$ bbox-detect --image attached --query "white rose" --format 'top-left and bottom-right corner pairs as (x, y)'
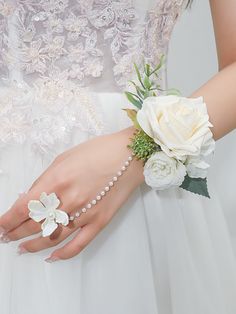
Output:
(144, 151), (186, 190)
(186, 157), (210, 179)
(137, 95), (215, 161)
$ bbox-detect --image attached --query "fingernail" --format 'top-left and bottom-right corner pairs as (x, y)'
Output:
(45, 256), (60, 263)
(0, 234), (10, 243)
(0, 226), (6, 236)
(17, 245), (28, 255)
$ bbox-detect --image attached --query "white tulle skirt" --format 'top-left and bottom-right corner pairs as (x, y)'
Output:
(0, 92), (236, 314)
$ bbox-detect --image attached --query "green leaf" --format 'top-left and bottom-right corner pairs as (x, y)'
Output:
(150, 55), (165, 75)
(143, 90), (150, 99)
(143, 76), (152, 89)
(136, 86), (145, 98)
(134, 63), (145, 89)
(180, 175), (210, 198)
(166, 88), (182, 96)
(125, 92), (142, 109)
(129, 81), (145, 98)
(145, 64), (151, 76)
(122, 109), (141, 129)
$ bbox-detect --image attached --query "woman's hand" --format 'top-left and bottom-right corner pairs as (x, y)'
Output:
(0, 127), (144, 262)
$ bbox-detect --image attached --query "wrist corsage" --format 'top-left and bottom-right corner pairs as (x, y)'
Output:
(124, 59), (215, 197)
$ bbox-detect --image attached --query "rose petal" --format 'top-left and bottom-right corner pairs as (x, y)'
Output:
(186, 158), (210, 179)
(55, 210), (69, 226)
(28, 200), (47, 222)
(41, 218), (58, 237)
(137, 95), (215, 161)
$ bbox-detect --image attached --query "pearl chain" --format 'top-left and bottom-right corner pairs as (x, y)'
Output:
(68, 155), (134, 222)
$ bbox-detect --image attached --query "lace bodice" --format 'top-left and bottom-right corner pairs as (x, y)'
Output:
(0, 0), (187, 156)
(0, 0), (187, 89)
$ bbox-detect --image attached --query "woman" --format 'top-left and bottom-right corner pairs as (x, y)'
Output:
(0, 0), (236, 313)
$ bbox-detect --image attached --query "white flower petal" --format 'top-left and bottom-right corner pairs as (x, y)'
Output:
(55, 210), (69, 226)
(186, 158), (210, 179)
(41, 218), (58, 237)
(137, 95), (215, 161)
(40, 192), (60, 209)
(28, 200), (47, 222)
(144, 152), (186, 190)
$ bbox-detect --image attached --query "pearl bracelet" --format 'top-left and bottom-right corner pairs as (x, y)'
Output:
(68, 154), (134, 222)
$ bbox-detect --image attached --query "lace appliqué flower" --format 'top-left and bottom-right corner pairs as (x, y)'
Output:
(0, 0), (186, 89)
(0, 77), (104, 154)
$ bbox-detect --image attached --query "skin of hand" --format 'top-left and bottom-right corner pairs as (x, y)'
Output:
(0, 127), (144, 262)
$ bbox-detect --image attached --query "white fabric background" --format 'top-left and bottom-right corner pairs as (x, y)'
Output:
(168, 1), (236, 252)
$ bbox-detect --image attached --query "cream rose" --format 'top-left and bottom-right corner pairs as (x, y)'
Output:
(137, 95), (215, 161)
(144, 151), (186, 190)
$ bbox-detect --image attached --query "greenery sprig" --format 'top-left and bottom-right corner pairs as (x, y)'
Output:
(128, 130), (160, 162)
(125, 56), (181, 110)
(123, 58), (180, 165)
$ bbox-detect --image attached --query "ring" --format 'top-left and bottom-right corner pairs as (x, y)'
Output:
(28, 155), (134, 237)
(28, 192), (69, 237)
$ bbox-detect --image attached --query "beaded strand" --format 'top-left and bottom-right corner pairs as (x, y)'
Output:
(68, 155), (134, 221)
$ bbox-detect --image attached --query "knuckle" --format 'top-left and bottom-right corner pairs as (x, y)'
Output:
(51, 170), (68, 189)
(69, 190), (86, 207)
(75, 192), (89, 208)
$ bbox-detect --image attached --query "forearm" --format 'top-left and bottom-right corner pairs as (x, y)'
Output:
(190, 61), (236, 140)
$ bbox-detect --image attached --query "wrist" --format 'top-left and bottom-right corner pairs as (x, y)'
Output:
(117, 127), (145, 186)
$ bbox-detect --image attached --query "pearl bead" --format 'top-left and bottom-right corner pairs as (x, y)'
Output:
(61, 154), (135, 224)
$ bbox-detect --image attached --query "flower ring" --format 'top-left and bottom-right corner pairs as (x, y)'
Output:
(27, 155), (134, 237)
(28, 192), (69, 237)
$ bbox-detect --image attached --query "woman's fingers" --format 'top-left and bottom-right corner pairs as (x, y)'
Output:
(0, 176), (74, 234)
(0, 188), (43, 233)
(45, 222), (100, 262)
(16, 208), (97, 252)
(5, 219), (41, 241)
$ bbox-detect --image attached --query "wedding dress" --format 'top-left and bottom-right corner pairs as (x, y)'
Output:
(0, 1), (236, 314)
